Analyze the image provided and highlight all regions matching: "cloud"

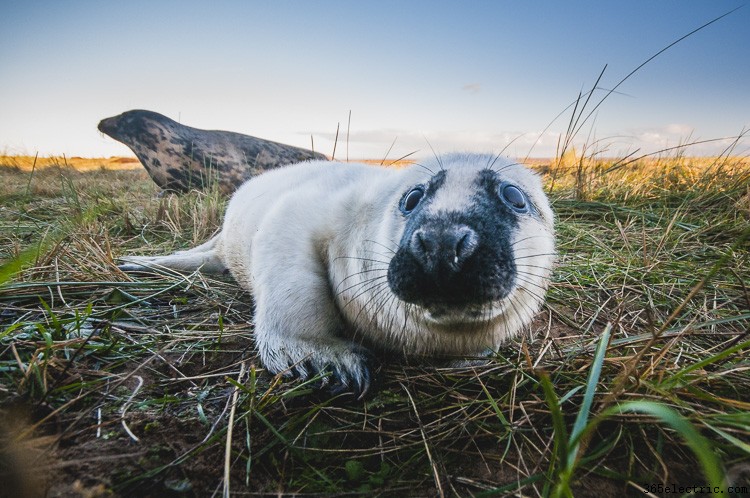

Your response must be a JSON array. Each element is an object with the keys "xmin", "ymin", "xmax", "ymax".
[
  {"xmin": 664, "ymin": 123, "xmax": 694, "ymax": 136},
  {"xmin": 302, "ymin": 122, "xmax": 747, "ymax": 160},
  {"xmin": 627, "ymin": 124, "xmax": 697, "ymax": 150},
  {"xmin": 461, "ymin": 83, "xmax": 482, "ymax": 94},
  {"xmin": 305, "ymin": 128, "xmax": 564, "ymax": 159},
  {"xmin": 588, "ymin": 124, "xmax": 748, "ymax": 157}
]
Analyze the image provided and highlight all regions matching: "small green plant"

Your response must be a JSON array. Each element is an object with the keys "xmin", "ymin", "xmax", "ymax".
[{"xmin": 538, "ymin": 325, "xmax": 725, "ymax": 497}]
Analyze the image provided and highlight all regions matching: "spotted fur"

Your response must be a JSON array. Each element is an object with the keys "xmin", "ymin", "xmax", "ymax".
[{"xmin": 98, "ymin": 109, "xmax": 326, "ymax": 194}]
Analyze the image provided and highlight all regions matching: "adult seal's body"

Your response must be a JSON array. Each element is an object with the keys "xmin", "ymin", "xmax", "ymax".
[
  {"xmin": 98, "ymin": 109, "xmax": 326, "ymax": 194},
  {"xmin": 121, "ymin": 153, "xmax": 556, "ymax": 397}
]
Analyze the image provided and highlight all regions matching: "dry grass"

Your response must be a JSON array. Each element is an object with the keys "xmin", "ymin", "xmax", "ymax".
[
  {"xmin": 0, "ymin": 155, "xmax": 143, "ymax": 172},
  {"xmin": 1, "ymin": 152, "xmax": 749, "ymax": 497}
]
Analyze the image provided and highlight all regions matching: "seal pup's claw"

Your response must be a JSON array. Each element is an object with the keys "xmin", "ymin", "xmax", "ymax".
[
  {"xmin": 285, "ymin": 346, "xmax": 379, "ymax": 400},
  {"xmin": 326, "ymin": 346, "xmax": 379, "ymax": 400},
  {"xmin": 321, "ymin": 361, "xmax": 376, "ymax": 400}
]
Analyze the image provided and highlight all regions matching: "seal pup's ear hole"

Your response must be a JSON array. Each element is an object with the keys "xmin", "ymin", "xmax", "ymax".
[
  {"xmin": 499, "ymin": 184, "xmax": 529, "ymax": 213},
  {"xmin": 400, "ymin": 187, "xmax": 425, "ymax": 214}
]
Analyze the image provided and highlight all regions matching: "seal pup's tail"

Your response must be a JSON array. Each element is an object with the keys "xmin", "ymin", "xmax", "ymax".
[{"xmin": 119, "ymin": 235, "xmax": 227, "ymax": 274}]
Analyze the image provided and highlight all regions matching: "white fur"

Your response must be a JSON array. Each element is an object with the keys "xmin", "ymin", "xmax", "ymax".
[{"xmin": 122, "ymin": 154, "xmax": 555, "ymax": 390}]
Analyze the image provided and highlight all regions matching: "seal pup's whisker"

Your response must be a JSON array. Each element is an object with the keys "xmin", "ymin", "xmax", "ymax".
[
  {"xmin": 514, "ymin": 267, "xmax": 550, "ymax": 281},
  {"xmin": 350, "ymin": 284, "xmax": 400, "ymax": 347},
  {"xmin": 344, "ymin": 275, "xmax": 390, "ymax": 305},
  {"xmin": 363, "ymin": 239, "xmax": 399, "ymax": 256},
  {"xmin": 360, "ymin": 250, "xmax": 398, "ymax": 261},
  {"xmin": 345, "ymin": 286, "xmax": 393, "ymax": 335},
  {"xmin": 516, "ymin": 263, "xmax": 556, "ymax": 275},
  {"xmin": 335, "ymin": 270, "xmax": 388, "ymax": 296},
  {"xmin": 412, "ymin": 161, "xmax": 438, "ymax": 176},
  {"xmin": 487, "ymin": 159, "xmax": 524, "ymax": 175},
  {"xmin": 334, "ymin": 256, "xmax": 390, "ymax": 265},
  {"xmin": 513, "ymin": 252, "xmax": 558, "ymax": 261},
  {"xmin": 420, "ymin": 136, "xmax": 444, "ymax": 172},
  {"xmin": 512, "ymin": 280, "xmax": 552, "ymax": 306},
  {"xmin": 359, "ymin": 285, "xmax": 400, "ymax": 338},
  {"xmin": 510, "ymin": 235, "xmax": 556, "ymax": 247},
  {"xmin": 335, "ymin": 264, "xmax": 387, "ymax": 282},
  {"xmin": 344, "ymin": 280, "xmax": 397, "ymax": 338}
]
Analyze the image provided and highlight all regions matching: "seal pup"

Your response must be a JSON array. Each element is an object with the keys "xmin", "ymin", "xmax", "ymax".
[
  {"xmin": 121, "ymin": 153, "xmax": 555, "ymax": 397},
  {"xmin": 98, "ymin": 109, "xmax": 327, "ymax": 194}
]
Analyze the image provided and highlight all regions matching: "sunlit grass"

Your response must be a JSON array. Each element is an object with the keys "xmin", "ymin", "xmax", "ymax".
[{"xmin": 0, "ymin": 154, "xmax": 143, "ymax": 172}]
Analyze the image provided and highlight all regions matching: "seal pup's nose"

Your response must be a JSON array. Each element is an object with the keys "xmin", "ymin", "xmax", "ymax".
[{"xmin": 409, "ymin": 224, "xmax": 478, "ymax": 274}]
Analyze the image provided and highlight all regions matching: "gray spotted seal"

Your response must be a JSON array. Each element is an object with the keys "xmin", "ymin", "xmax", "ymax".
[
  {"xmin": 121, "ymin": 153, "xmax": 555, "ymax": 397},
  {"xmin": 98, "ymin": 109, "xmax": 327, "ymax": 194}
]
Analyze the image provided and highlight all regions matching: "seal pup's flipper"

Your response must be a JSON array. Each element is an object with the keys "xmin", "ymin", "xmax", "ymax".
[
  {"xmin": 250, "ymin": 199, "xmax": 379, "ymax": 399},
  {"xmin": 119, "ymin": 235, "xmax": 227, "ymax": 274}
]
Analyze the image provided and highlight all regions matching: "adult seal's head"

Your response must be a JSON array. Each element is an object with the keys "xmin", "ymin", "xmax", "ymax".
[{"xmin": 98, "ymin": 109, "xmax": 327, "ymax": 194}]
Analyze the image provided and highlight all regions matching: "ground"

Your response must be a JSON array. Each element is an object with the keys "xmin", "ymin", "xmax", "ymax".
[{"xmin": 1, "ymin": 153, "xmax": 749, "ymax": 497}]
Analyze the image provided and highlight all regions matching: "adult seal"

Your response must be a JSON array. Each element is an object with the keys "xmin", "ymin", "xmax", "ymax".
[
  {"xmin": 98, "ymin": 109, "xmax": 327, "ymax": 194},
  {"xmin": 121, "ymin": 153, "xmax": 556, "ymax": 397}
]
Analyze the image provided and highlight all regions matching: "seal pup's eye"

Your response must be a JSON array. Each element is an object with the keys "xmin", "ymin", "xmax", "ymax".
[
  {"xmin": 400, "ymin": 187, "xmax": 425, "ymax": 214},
  {"xmin": 500, "ymin": 184, "xmax": 529, "ymax": 212}
]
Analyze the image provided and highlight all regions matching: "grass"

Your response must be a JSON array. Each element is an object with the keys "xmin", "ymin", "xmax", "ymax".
[{"xmin": 1, "ymin": 150, "xmax": 749, "ymax": 497}]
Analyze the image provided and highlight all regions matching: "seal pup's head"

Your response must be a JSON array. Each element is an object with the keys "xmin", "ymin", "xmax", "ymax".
[{"xmin": 381, "ymin": 153, "xmax": 555, "ymax": 354}]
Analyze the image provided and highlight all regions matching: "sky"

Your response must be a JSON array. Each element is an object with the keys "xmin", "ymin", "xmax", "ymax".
[{"xmin": 1, "ymin": 1, "xmax": 748, "ymax": 160}]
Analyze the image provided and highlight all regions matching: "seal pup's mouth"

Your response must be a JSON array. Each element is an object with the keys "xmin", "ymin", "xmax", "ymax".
[{"xmin": 422, "ymin": 300, "xmax": 508, "ymax": 327}]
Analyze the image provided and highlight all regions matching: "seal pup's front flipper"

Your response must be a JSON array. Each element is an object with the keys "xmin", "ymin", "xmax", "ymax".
[{"xmin": 250, "ymin": 196, "xmax": 378, "ymax": 399}]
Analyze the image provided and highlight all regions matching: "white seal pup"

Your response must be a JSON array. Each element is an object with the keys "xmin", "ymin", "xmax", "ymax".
[
  {"xmin": 121, "ymin": 153, "xmax": 555, "ymax": 397},
  {"xmin": 98, "ymin": 109, "xmax": 327, "ymax": 194}
]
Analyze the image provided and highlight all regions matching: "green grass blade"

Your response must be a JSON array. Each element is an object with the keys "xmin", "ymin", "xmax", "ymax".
[
  {"xmin": 0, "ymin": 243, "xmax": 46, "ymax": 285},
  {"xmin": 475, "ymin": 474, "xmax": 545, "ymax": 497},
  {"xmin": 568, "ymin": 323, "xmax": 612, "ymax": 467},
  {"xmin": 660, "ymin": 339, "xmax": 750, "ymax": 389},
  {"xmin": 604, "ymin": 401, "xmax": 725, "ymax": 489},
  {"xmin": 703, "ymin": 423, "xmax": 750, "ymax": 455},
  {"xmin": 538, "ymin": 371, "xmax": 572, "ymax": 497}
]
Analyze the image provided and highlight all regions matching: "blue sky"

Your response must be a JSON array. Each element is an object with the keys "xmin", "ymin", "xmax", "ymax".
[{"xmin": 1, "ymin": 1, "xmax": 748, "ymax": 159}]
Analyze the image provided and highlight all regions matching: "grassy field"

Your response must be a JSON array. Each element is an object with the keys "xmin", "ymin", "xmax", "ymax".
[{"xmin": 1, "ymin": 152, "xmax": 749, "ymax": 497}]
